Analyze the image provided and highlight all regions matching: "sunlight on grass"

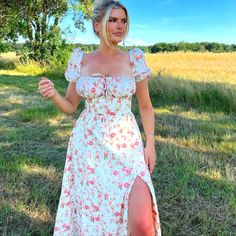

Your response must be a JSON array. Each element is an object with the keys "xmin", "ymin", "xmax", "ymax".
[
  {"xmin": 154, "ymin": 108, "xmax": 171, "ymax": 114},
  {"xmin": 20, "ymin": 164, "xmax": 60, "ymax": 182},
  {"xmin": 196, "ymin": 170, "xmax": 222, "ymax": 181},
  {"xmin": 53, "ymin": 129, "xmax": 72, "ymax": 139},
  {"xmin": 15, "ymin": 63, "xmax": 49, "ymax": 76},
  {"xmin": 1, "ymin": 109, "xmax": 20, "ymax": 117},
  {"xmin": 6, "ymin": 96, "xmax": 24, "ymax": 105},
  {"xmin": 218, "ymin": 141, "xmax": 236, "ymax": 154},
  {"xmin": 17, "ymin": 202, "xmax": 52, "ymax": 223},
  {"xmin": 48, "ymin": 114, "xmax": 68, "ymax": 126}
]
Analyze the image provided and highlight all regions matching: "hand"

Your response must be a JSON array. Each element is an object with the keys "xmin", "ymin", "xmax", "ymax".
[
  {"xmin": 144, "ymin": 144, "xmax": 156, "ymax": 175},
  {"xmin": 38, "ymin": 77, "xmax": 56, "ymax": 99}
]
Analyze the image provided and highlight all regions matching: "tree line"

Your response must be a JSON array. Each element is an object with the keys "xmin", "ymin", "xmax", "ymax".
[
  {"xmin": 1, "ymin": 41, "xmax": 236, "ymax": 54},
  {"xmin": 0, "ymin": 0, "xmax": 235, "ymax": 66}
]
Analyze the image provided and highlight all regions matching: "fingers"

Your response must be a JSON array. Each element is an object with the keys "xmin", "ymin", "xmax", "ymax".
[
  {"xmin": 38, "ymin": 77, "xmax": 55, "ymax": 98},
  {"xmin": 144, "ymin": 148, "xmax": 156, "ymax": 175}
]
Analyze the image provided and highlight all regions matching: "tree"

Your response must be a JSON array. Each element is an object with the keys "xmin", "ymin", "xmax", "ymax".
[{"xmin": 0, "ymin": 0, "xmax": 95, "ymax": 62}]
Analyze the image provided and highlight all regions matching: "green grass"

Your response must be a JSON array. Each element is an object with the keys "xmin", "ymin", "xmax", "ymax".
[{"xmin": 0, "ymin": 61, "xmax": 236, "ymax": 235}]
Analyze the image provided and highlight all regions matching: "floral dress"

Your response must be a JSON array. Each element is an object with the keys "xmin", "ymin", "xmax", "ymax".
[{"xmin": 53, "ymin": 47, "xmax": 161, "ymax": 236}]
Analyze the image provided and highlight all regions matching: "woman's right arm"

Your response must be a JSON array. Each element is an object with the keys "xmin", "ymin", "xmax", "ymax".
[{"xmin": 38, "ymin": 77, "xmax": 82, "ymax": 115}]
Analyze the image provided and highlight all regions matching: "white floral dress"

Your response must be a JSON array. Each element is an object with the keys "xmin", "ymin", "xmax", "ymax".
[{"xmin": 53, "ymin": 47, "xmax": 161, "ymax": 236}]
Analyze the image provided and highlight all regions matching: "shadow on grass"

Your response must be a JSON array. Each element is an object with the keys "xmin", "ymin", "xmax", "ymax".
[{"xmin": 0, "ymin": 203, "xmax": 55, "ymax": 235}]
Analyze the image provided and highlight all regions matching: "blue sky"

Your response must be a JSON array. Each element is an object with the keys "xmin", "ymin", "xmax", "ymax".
[{"xmin": 61, "ymin": 0, "xmax": 236, "ymax": 46}]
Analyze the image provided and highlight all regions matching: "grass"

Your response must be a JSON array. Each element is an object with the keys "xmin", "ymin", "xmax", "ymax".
[{"xmin": 0, "ymin": 52, "xmax": 236, "ymax": 235}]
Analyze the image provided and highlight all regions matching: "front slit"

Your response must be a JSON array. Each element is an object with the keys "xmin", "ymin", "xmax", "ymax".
[{"xmin": 125, "ymin": 173, "xmax": 161, "ymax": 236}]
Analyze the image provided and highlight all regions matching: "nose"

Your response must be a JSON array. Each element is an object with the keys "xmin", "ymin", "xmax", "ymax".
[{"xmin": 117, "ymin": 20, "xmax": 124, "ymax": 29}]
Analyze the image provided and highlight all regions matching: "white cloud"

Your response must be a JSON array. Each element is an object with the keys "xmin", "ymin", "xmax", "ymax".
[{"xmin": 125, "ymin": 38, "xmax": 152, "ymax": 46}]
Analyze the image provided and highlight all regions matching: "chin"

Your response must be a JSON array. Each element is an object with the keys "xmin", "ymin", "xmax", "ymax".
[{"xmin": 111, "ymin": 38, "xmax": 123, "ymax": 45}]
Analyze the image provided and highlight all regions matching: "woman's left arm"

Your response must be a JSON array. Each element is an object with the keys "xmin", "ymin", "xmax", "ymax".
[{"xmin": 135, "ymin": 79, "xmax": 156, "ymax": 174}]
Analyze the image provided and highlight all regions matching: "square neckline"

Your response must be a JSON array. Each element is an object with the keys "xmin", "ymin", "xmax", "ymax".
[{"xmin": 79, "ymin": 49, "xmax": 134, "ymax": 80}]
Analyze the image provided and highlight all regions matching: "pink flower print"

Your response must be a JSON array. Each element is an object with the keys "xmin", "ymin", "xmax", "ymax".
[
  {"xmin": 118, "ymin": 183, "xmax": 123, "ymax": 189},
  {"xmin": 90, "ymin": 216, "xmax": 95, "ymax": 222},
  {"xmin": 141, "ymin": 171, "xmax": 145, "ymax": 176},
  {"xmin": 95, "ymin": 216, "xmax": 100, "ymax": 221},
  {"xmin": 90, "ymin": 179, "xmax": 95, "ymax": 185},
  {"xmin": 125, "ymin": 169, "xmax": 131, "ymax": 176},
  {"xmin": 79, "ymin": 168, "xmax": 83, "ymax": 173},
  {"xmin": 104, "ymin": 193, "xmax": 109, "ymax": 200},
  {"xmin": 91, "ymin": 87, "xmax": 96, "ymax": 94},
  {"xmin": 130, "ymin": 61, "xmax": 135, "ymax": 67},
  {"xmin": 130, "ymin": 143, "xmax": 135, "ymax": 149},
  {"xmin": 122, "ymin": 143, "xmax": 127, "ymax": 148},
  {"xmin": 95, "ymin": 153, "xmax": 100, "ymax": 159},
  {"xmin": 74, "ymin": 208, "xmax": 77, "ymax": 214},
  {"xmin": 88, "ymin": 140, "xmax": 93, "ymax": 146},
  {"xmin": 128, "ymin": 130, "xmax": 134, "ymax": 136},
  {"xmin": 85, "ymin": 205, "xmax": 89, "ymax": 210},
  {"xmin": 62, "ymin": 224, "xmax": 70, "ymax": 231},
  {"xmin": 93, "ymin": 205, "xmax": 99, "ymax": 212},
  {"xmin": 115, "ymin": 212, "xmax": 120, "ymax": 217},
  {"xmin": 104, "ymin": 152, "xmax": 109, "ymax": 158},
  {"xmin": 66, "ymin": 154, "xmax": 72, "ymax": 161},
  {"xmin": 119, "ymin": 128, "xmax": 123, "ymax": 133},
  {"xmin": 135, "ymin": 140, "xmax": 139, "ymax": 146},
  {"xmin": 90, "ymin": 168, "xmax": 95, "ymax": 174},
  {"xmin": 64, "ymin": 189, "xmax": 70, "ymax": 197},
  {"xmin": 107, "ymin": 110, "xmax": 115, "ymax": 116},
  {"xmin": 54, "ymin": 227, "xmax": 58, "ymax": 231},
  {"xmin": 73, "ymin": 63, "xmax": 78, "ymax": 70},
  {"xmin": 124, "ymin": 182, "xmax": 130, "ymax": 188},
  {"xmin": 113, "ymin": 170, "xmax": 118, "ymax": 175},
  {"xmin": 87, "ymin": 129, "xmax": 93, "ymax": 135},
  {"xmin": 65, "ymin": 201, "xmax": 70, "ymax": 206},
  {"xmin": 110, "ymin": 132, "xmax": 115, "ymax": 138},
  {"xmin": 121, "ymin": 203, "xmax": 124, "ymax": 209},
  {"xmin": 70, "ymin": 174, "xmax": 75, "ymax": 182}
]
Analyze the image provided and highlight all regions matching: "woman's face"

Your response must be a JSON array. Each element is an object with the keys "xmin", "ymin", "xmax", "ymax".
[{"xmin": 107, "ymin": 8, "xmax": 127, "ymax": 45}]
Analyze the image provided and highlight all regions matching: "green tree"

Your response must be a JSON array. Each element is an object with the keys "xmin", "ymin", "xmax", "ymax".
[{"xmin": 0, "ymin": 0, "xmax": 94, "ymax": 62}]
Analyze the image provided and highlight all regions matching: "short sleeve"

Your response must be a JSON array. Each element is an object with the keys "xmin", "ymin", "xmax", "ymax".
[
  {"xmin": 65, "ymin": 48, "xmax": 83, "ymax": 83},
  {"xmin": 130, "ymin": 48, "xmax": 151, "ymax": 82}
]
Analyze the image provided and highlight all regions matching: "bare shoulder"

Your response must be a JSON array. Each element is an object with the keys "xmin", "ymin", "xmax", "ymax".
[
  {"xmin": 118, "ymin": 49, "xmax": 131, "ymax": 63},
  {"xmin": 80, "ymin": 50, "xmax": 97, "ymax": 65}
]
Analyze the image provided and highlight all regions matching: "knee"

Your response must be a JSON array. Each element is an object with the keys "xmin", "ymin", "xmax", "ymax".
[{"xmin": 132, "ymin": 216, "xmax": 154, "ymax": 236}]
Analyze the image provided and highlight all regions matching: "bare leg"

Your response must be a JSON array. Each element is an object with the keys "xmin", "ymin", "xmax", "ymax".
[{"xmin": 128, "ymin": 176, "xmax": 155, "ymax": 236}]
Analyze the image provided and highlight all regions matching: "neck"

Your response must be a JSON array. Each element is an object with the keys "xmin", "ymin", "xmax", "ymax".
[{"xmin": 98, "ymin": 41, "xmax": 119, "ymax": 56}]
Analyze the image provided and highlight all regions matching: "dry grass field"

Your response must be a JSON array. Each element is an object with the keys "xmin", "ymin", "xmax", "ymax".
[{"xmin": 146, "ymin": 51, "xmax": 236, "ymax": 86}]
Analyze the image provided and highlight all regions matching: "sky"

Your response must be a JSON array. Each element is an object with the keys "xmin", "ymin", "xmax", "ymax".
[{"xmin": 61, "ymin": 0, "xmax": 236, "ymax": 46}]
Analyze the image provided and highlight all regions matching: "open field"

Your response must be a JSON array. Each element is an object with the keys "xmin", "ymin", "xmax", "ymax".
[{"xmin": 0, "ymin": 51, "xmax": 235, "ymax": 235}]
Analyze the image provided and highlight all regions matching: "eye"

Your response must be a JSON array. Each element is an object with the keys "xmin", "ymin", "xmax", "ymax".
[
  {"xmin": 109, "ymin": 18, "xmax": 116, "ymax": 22},
  {"xmin": 122, "ymin": 20, "xmax": 127, "ymax": 24}
]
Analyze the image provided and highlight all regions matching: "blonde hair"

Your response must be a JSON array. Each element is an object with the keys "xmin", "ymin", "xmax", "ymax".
[{"xmin": 92, "ymin": 0, "xmax": 130, "ymax": 48}]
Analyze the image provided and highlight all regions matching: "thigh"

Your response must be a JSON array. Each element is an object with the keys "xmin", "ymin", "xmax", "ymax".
[{"xmin": 128, "ymin": 176, "xmax": 154, "ymax": 234}]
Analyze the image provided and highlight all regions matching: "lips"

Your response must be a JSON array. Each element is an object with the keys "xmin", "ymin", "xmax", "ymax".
[{"xmin": 114, "ymin": 32, "xmax": 123, "ymax": 36}]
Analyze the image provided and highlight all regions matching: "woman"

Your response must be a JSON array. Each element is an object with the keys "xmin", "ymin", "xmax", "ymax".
[{"xmin": 38, "ymin": 0, "xmax": 161, "ymax": 235}]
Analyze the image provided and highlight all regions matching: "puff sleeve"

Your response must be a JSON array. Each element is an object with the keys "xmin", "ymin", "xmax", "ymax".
[
  {"xmin": 65, "ymin": 48, "xmax": 83, "ymax": 83},
  {"xmin": 131, "ymin": 48, "xmax": 151, "ymax": 82}
]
